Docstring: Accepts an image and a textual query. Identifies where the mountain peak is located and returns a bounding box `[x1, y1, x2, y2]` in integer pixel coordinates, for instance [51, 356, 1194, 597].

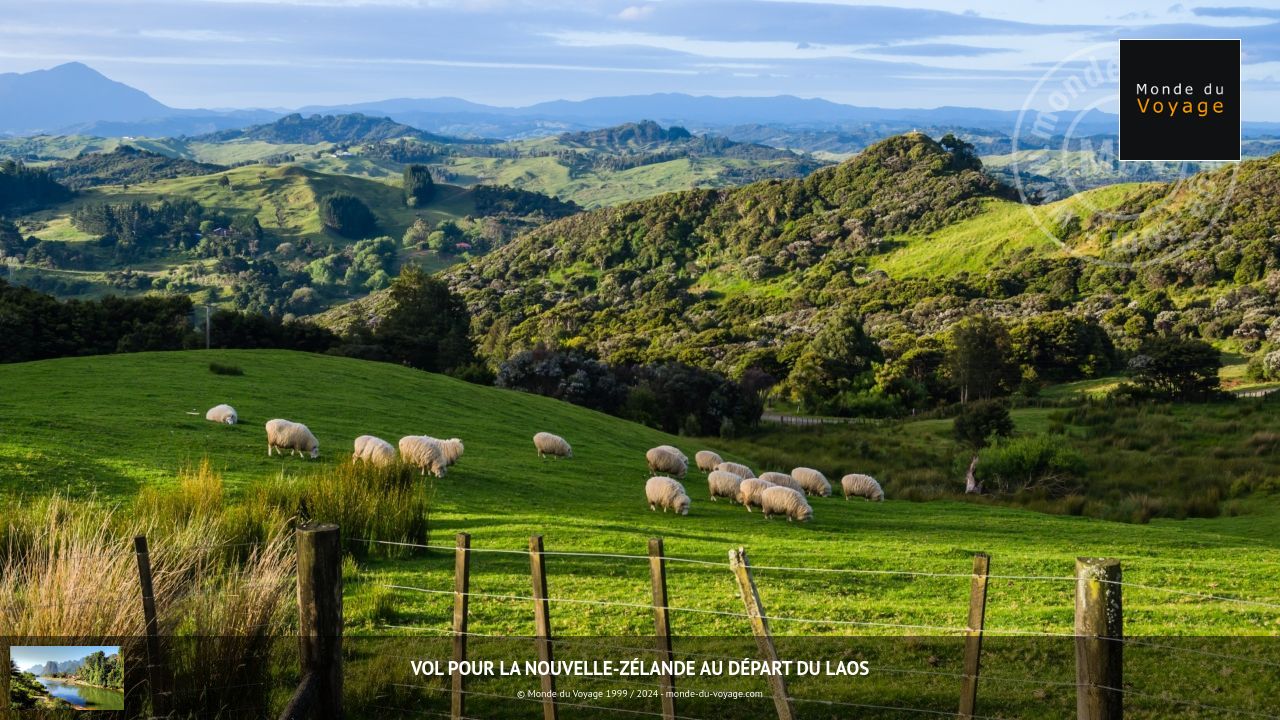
[0, 62, 172, 134]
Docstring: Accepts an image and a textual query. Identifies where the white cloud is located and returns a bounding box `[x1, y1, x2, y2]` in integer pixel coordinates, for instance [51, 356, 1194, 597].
[618, 5, 653, 21]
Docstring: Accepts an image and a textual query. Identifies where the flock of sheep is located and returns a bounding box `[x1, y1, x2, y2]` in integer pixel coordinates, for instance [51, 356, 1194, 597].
[641, 446, 883, 523]
[203, 407, 882, 524]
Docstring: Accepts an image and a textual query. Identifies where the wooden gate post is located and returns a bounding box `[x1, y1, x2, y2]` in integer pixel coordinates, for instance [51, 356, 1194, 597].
[529, 535, 558, 720]
[1075, 558, 1122, 720]
[297, 523, 343, 720]
[648, 538, 677, 720]
[729, 547, 795, 720]
[958, 552, 990, 719]
[451, 533, 471, 720]
[134, 535, 169, 717]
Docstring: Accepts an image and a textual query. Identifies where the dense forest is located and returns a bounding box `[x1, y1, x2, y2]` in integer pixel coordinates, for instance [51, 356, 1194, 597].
[49, 145, 225, 189]
[0, 159, 72, 214]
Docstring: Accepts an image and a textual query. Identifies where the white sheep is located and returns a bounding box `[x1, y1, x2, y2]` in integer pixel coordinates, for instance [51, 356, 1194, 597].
[353, 435, 396, 467]
[760, 486, 813, 522]
[695, 450, 723, 473]
[533, 432, 573, 459]
[707, 470, 743, 503]
[265, 419, 319, 459]
[656, 445, 689, 463]
[791, 467, 832, 497]
[399, 435, 449, 477]
[759, 471, 804, 493]
[716, 461, 755, 479]
[737, 477, 776, 512]
[645, 476, 691, 515]
[646, 446, 688, 478]
[841, 473, 884, 502]
[439, 438, 465, 466]
[205, 404, 238, 425]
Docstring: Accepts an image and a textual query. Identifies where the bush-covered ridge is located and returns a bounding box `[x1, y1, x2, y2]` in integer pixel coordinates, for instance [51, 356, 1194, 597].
[196, 113, 472, 145]
[49, 145, 225, 189]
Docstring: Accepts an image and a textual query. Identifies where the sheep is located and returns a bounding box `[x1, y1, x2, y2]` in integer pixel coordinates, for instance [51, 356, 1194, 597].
[439, 438, 465, 466]
[737, 477, 776, 512]
[841, 473, 884, 502]
[759, 471, 804, 493]
[695, 450, 723, 473]
[760, 486, 813, 522]
[533, 432, 573, 459]
[205, 404, 238, 425]
[656, 445, 689, 463]
[645, 476, 691, 515]
[646, 446, 688, 478]
[707, 470, 743, 503]
[791, 467, 832, 497]
[399, 435, 449, 477]
[716, 461, 756, 479]
[265, 419, 319, 459]
[353, 435, 396, 467]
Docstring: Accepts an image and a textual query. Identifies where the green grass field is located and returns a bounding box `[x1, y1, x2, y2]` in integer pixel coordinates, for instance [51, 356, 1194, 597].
[1, 349, 1277, 646]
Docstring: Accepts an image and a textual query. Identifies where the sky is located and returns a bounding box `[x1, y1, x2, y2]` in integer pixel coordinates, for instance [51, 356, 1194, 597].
[0, 0, 1279, 118]
[10, 646, 121, 669]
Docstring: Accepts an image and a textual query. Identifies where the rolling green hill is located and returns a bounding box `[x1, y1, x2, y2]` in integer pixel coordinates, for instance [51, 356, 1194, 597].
[0, 348, 1277, 647]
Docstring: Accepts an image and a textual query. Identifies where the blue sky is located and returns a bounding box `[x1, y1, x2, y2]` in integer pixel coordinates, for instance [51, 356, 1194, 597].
[1, 1, 1278, 117]
[10, 646, 120, 669]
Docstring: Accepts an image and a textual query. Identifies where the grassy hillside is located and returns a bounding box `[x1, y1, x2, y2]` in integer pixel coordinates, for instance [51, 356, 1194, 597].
[1, 349, 1278, 645]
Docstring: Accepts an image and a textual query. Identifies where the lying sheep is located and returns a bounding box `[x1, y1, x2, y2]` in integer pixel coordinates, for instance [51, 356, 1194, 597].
[206, 404, 238, 425]
[760, 486, 813, 522]
[759, 471, 804, 493]
[695, 450, 723, 473]
[533, 432, 573, 459]
[707, 470, 743, 503]
[647, 446, 688, 478]
[841, 473, 884, 502]
[439, 438, 465, 466]
[399, 435, 449, 477]
[737, 477, 776, 512]
[645, 476, 691, 516]
[265, 419, 319, 459]
[353, 435, 396, 467]
[716, 461, 755, 479]
[791, 467, 832, 497]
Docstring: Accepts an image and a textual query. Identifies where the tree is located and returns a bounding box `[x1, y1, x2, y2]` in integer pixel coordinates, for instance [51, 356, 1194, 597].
[373, 265, 476, 372]
[944, 314, 1020, 403]
[953, 399, 1014, 493]
[1127, 336, 1221, 401]
[403, 164, 434, 206]
[787, 307, 881, 412]
[318, 192, 377, 239]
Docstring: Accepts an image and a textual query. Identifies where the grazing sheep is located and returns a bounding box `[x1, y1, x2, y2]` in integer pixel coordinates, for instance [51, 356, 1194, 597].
[646, 446, 688, 478]
[759, 471, 804, 493]
[533, 432, 573, 459]
[265, 419, 319, 459]
[206, 404, 238, 425]
[695, 450, 724, 473]
[791, 467, 832, 497]
[707, 470, 743, 503]
[645, 476, 691, 516]
[353, 435, 396, 467]
[656, 445, 689, 463]
[439, 438, 465, 466]
[399, 435, 449, 477]
[760, 486, 814, 522]
[737, 477, 776, 512]
[716, 461, 756, 479]
[841, 474, 884, 502]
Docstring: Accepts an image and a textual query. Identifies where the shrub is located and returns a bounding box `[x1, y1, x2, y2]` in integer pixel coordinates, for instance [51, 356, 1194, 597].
[971, 435, 1087, 496]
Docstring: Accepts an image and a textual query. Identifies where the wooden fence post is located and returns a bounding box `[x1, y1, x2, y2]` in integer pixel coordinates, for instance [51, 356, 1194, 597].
[134, 535, 169, 717]
[958, 552, 990, 719]
[296, 523, 343, 720]
[529, 535, 558, 720]
[452, 533, 471, 720]
[728, 547, 795, 720]
[648, 538, 677, 720]
[1075, 558, 1122, 720]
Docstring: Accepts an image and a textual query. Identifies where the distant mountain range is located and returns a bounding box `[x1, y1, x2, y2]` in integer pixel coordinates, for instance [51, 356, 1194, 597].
[27, 658, 83, 675]
[4, 62, 1279, 146]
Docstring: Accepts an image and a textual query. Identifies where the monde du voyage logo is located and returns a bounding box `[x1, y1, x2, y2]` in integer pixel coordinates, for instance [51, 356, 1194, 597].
[1120, 39, 1241, 161]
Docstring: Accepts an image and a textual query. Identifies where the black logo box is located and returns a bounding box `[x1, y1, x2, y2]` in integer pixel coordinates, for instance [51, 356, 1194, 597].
[1119, 39, 1241, 162]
